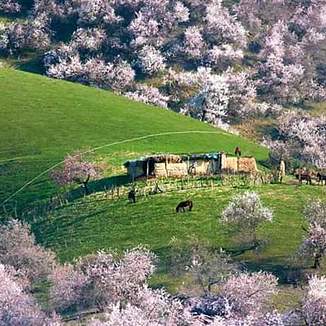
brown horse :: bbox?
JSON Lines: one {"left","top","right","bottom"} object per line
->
{"left": 176, "top": 200, "right": 193, "bottom": 213}
{"left": 295, "top": 169, "right": 312, "bottom": 185}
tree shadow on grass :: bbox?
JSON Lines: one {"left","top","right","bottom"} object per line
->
{"left": 66, "top": 174, "right": 131, "bottom": 202}
{"left": 33, "top": 207, "right": 111, "bottom": 246}
{"left": 242, "top": 257, "right": 306, "bottom": 286}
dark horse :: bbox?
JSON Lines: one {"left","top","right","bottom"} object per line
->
{"left": 317, "top": 172, "right": 326, "bottom": 185}
{"left": 128, "top": 189, "right": 136, "bottom": 203}
{"left": 176, "top": 200, "right": 193, "bottom": 213}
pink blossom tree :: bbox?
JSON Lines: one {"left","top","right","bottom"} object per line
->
{"left": 51, "top": 152, "right": 102, "bottom": 194}
{"left": 0, "top": 219, "right": 56, "bottom": 284}
{"left": 220, "top": 272, "right": 278, "bottom": 318}
{"left": 302, "top": 275, "right": 326, "bottom": 326}
{"left": 0, "top": 0, "right": 21, "bottom": 14}
{"left": 182, "top": 26, "right": 205, "bottom": 60}
{"left": 125, "top": 84, "right": 169, "bottom": 108}
{"left": 204, "top": 0, "right": 247, "bottom": 48}
{"left": 0, "top": 264, "right": 59, "bottom": 326}
{"left": 45, "top": 48, "right": 135, "bottom": 91}
{"left": 274, "top": 111, "right": 326, "bottom": 169}
{"left": 49, "top": 247, "right": 156, "bottom": 312}
{"left": 73, "top": 0, "right": 121, "bottom": 25}
{"left": 0, "top": 16, "right": 50, "bottom": 54}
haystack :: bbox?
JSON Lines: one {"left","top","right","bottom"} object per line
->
{"left": 238, "top": 157, "right": 258, "bottom": 173}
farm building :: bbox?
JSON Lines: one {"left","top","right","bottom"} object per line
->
{"left": 124, "top": 153, "right": 258, "bottom": 180}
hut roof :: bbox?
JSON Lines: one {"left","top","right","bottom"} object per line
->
{"left": 123, "top": 152, "right": 222, "bottom": 167}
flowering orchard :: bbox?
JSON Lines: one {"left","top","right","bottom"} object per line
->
{"left": 0, "top": 0, "right": 325, "bottom": 133}
{"left": 0, "top": 212, "right": 325, "bottom": 324}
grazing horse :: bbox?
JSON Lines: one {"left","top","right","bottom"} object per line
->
{"left": 176, "top": 200, "right": 193, "bottom": 213}
{"left": 295, "top": 170, "right": 312, "bottom": 185}
{"left": 317, "top": 172, "right": 326, "bottom": 185}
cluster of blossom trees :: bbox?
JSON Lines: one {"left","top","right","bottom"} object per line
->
{"left": 0, "top": 206, "right": 325, "bottom": 325}
{"left": 265, "top": 111, "right": 326, "bottom": 168}
{"left": 0, "top": 0, "right": 21, "bottom": 14}
{"left": 0, "top": 0, "right": 325, "bottom": 132}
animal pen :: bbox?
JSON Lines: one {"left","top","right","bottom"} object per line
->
{"left": 124, "top": 153, "right": 258, "bottom": 180}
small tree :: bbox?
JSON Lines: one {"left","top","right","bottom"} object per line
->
{"left": 302, "top": 275, "right": 326, "bottom": 326}
{"left": 0, "top": 219, "right": 56, "bottom": 285}
{"left": 0, "top": 264, "right": 58, "bottom": 326}
{"left": 51, "top": 152, "right": 102, "bottom": 195}
{"left": 299, "top": 223, "right": 326, "bottom": 269}
{"left": 221, "top": 191, "right": 273, "bottom": 246}
{"left": 189, "top": 246, "right": 238, "bottom": 295}
{"left": 299, "top": 200, "right": 326, "bottom": 269}
{"left": 304, "top": 200, "right": 326, "bottom": 229}
{"left": 49, "top": 247, "right": 156, "bottom": 313}
{"left": 220, "top": 272, "right": 278, "bottom": 317}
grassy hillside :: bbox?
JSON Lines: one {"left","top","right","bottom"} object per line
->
{"left": 0, "top": 68, "right": 268, "bottom": 210}
{"left": 34, "top": 181, "right": 326, "bottom": 308}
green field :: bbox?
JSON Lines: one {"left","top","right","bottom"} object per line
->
{"left": 33, "top": 181, "right": 326, "bottom": 308}
{"left": 35, "top": 182, "right": 325, "bottom": 263}
{"left": 1, "top": 68, "right": 325, "bottom": 312}
{"left": 0, "top": 68, "right": 268, "bottom": 210}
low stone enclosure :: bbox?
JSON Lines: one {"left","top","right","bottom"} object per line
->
{"left": 124, "top": 153, "right": 258, "bottom": 180}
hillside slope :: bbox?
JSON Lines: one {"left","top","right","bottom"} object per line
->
{"left": 0, "top": 68, "right": 268, "bottom": 209}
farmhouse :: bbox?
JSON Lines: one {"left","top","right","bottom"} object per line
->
{"left": 124, "top": 152, "right": 258, "bottom": 180}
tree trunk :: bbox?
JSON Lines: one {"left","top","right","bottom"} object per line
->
{"left": 313, "top": 253, "right": 321, "bottom": 269}
{"left": 82, "top": 175, "right": 91, "bottom": 195}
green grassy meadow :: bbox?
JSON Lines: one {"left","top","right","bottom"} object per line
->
{"left": 33, "top": 183, "right": 326, "bottom": 291}
{"left": 0, "top": 68, "right": 268, "bottom": 210}
{"left": 1, "top": 68, "right": 326, "bottom": 313}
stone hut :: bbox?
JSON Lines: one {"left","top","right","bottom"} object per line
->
{"left": 124, "top": 153, "right": 258, "bottom": 180}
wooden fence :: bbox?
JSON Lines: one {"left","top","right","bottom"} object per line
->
{"left": 3, "top": 172, "right": 271, "bottom": 221}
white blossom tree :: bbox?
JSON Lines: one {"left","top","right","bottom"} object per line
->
{"left": 136, "top": 45, "right": 166, "bottom": 75}
{"left": 125, "top": 84, "right": 169, "bottom": 108}
{"left": 182, "top": 72, "right": 229, "bottom": 128}
{"left": 302, "top": 275, "right": 326, "bottom": 326}
{"left": 221, "top": 192, "right": 273, "bottom": 246}
{"left": 220, "top": 272, "right": 278, "bottom": 318}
